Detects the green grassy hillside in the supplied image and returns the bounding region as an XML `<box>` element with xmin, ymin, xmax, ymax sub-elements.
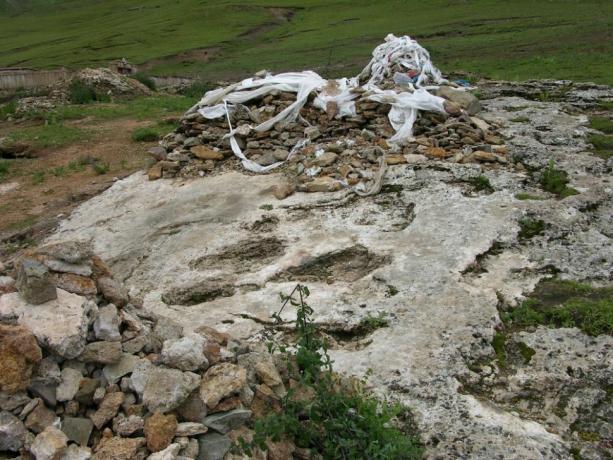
<box><xmin>1</xmin><ymin>0</ymin><xmax>612</xmax><ymax>84</ymax></box>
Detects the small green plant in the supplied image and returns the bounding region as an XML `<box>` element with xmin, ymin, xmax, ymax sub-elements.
<box><xmin>518</xmin><ymin>217</ymin><xmax>545</xmax><ymax>240</ymax></box>
<box><xmin>51</xmin><ymin>166</ymin><xmax>66</xmax><ymax>177</ymax></box>
<box><xmin>587</xmin><ymin>134</ymin><xmax>613</xmax><ymax>160</ymax></box>
<box><xmin>515</xmin><ymin>193</ymin><xmax>545</xmax><ymax>201</ymax></box>
<box><xmin>470</xmin><ymin>175</ymin><xmax>494</xmax><ymax>192</ymax></box>
<box><xmin>68</xmin><ymin>80</ymin><xmax>98</xmax><ymax>104</ymax></box>
<box><xmin>133</xmin><ymin>73</ymin><xmax>156</xmax><ymax>91</ymax></box>
<box><xmin>0</xmin><ymin>160</ymin><xmax>10</xmax><ymax>182</ymax></box>
<box><xmin>386</xmin><ymin>285</ymin><xmax>399</xmax><ymax>297</ymax></box>
<box><xmin>32</xmin><ymin>170</ymin><xmax>46</xmax><ymax>184</ymax></box>
<box><xmin>517</xmin><ymin>342</ymin><xmax>536</xmax><ymax>364</ymax></box>
<box><xmin>259</xmin><ymin>204</ymin><xmax>273</xmax><ymax>211</ymax></box>
<box><xmin>510</xmin><ymin>116</ymin><xmax>530</xmax><ymax>123</ymax></box>
<box><xmin>179</xmin><ymin>80</ymin><xmax>212</xmax><ymax>99</ymax></box>
<box><xmin>358</xmin><ymin>312</ymin><xmax>390</xmax><ymax>334</ymax></box>
<box><xmin>0</xmin><ymin>100</ymin><xmax>17</xmax><ymax>120</ymax></box>
<box><xmin>588</xmin><ymin>116</ymin><xmax>613</xmax><ymax>134</ymax></box>
<box><xmin>92</xmin><ymin>161</ymin><xmax>110</xmax><ymax>175</ymax></box>
<box><xmin>492</xmin><ymin>332</ymin><xmax>507</xmax><ymax>368</ymax></box>
<box><xmin>246</xmin><ymin>285</ymin><xmax>423</xmax><ymax>459</ymax></box>
<box><xmin>131</xmin><ymin>126</ymin><xmax>160</xmax><ymax>142</ymax></box>
<box><xmin>540</xmin><ymin>160</ymin><xmax>579</xmax><ymax>197</ymax></box>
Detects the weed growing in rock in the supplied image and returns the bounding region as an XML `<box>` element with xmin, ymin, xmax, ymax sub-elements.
<box><xmin>515</xmin><ymin>193</ymin><xmax>545</xmax><ymax>201</ymax></box>
<box><xmin>518</xmin><ymin>217</ymin><xmax>545</xmax><ymax>240</ymax></box>
<box><xmin>92</xmin><ymin>161</ymin><xmax>110</xmax><ymax>175</ymax></box>
<box><xmin>358</xmin><ymin>312</ymin><xmax>390</xmax><ymax>334</ymax></box>
<box><xmin>510</xmin><ymin>116</ymin><xmax>530</xmax><ymax>123</ymax></box>
<box><xmin>133</xmin><ymin>73</ymin><xmax>156</xmax><ymax>91</ymax></box>
<box><xmin>259</xmin><ymin>204</ymin><xmax>273</xmax><ymax>211</ymax></box>
<box><xmin>0</xmin><ymin>100</ymin><xmax>17</xmax><ymax>120</ymax></box>
<box><xmin>502</xmin><ymin>280</ymin><xmax>613</xmax><ymax>336</ymax></box>
<box><xmin>470</xmin><ymin>175</ymin><xmax>494</xmax><ymax>192</ymax></box>
<box><xmin>492</xmin><ymin>332</ymin><xmax>507</xmax><ymax>368</ymax></box>
<box><xmin>540</xmin><ymin>160</ymin><xmax>578</xmax><ymax>197</ymax></box>
<box><xmin>246</xmin><ymin>284</ymin><xmax>423</xmax><ymax>459</ymax></box>
<box><xmin>588</xmin><ymin>116</ymin><xmax>613</xmax><ymax>134</ymax></box>
<box><xmin>587</xmin><ymin>134</ymin><xmax>613</xmax><ymax>160</ymax></box>
<box><xmin>68</xmin><ymin>80</ymin><xmax>109</xmax><ymax>104</ymax></box>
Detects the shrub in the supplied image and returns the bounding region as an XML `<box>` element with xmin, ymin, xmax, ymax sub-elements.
<box><xmin>133</xmin><ymin>73</ymin><xmax>156</xmax><ymax>91</ymax></box>
<box><xmin>0</xmin><ymin>100</ymin><xmax>17</xmax><ymax>120</ymax></box>
<box><xmin>92</xmin><ymin>161</ymin><xmax>110</xmax><ymax>175</ymax></box>
<box><xmin>131</xmin><ymin>127</ymin><xmax>160</xmax><ymax>142</ymax></box>
<box><xmin>243</xmin><ymin>285</ymin><xmax>423</xmax><ymax>459</ymax></box>
<box><xmin>470</xmin><ymin>175</ymin><xmax>494</xmax><ymax>192</ymax></box>
<box><xmin>518</xmin><ymin>218</ymin><xmax>545</xmax><ymax>240</ymax></box>
<box><xmin>68</xmin><ymin>80</ymin><xmax>98</xmax><ymax>104</ymax></box>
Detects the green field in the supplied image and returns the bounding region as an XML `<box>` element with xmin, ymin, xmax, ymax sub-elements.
<box><xmin>1</xmin><ymin>0</ymin><xmax>612</xmax><ymax>84</ymax></box>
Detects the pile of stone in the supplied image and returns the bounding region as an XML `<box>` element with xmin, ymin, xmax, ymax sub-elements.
<box><xmin>147</xmin><ymin>42</ymin><xmax>507</xmax><ymax>197</ymax></box>
<box><xmin>0</xmin><ymin>242</ymin><xmax>300</xmax><ymax>460</ymax></box>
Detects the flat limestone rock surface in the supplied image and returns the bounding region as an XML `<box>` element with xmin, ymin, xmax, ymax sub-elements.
<box><xmin>47</xmin><ymin>82</ymin><xmax>613</xmax><ymax>459</ymax></box>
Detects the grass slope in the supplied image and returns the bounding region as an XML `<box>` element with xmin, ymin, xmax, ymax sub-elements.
<box><xmin>1</xmin><ymin>0</ymin><xmax>612</xmax><ymax>84</ymax></box>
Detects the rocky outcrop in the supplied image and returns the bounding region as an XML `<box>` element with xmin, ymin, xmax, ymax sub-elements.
<box><xmin>45</xmin><ymin>78</ymin><xmax>613</xmax><ymax>459</ymax></box>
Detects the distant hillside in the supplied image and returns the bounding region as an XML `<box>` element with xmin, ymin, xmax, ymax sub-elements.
<box><xmin>1</xmin><ymin>0</ymin><xmax>612</xmax><ymax>84</ymax></box>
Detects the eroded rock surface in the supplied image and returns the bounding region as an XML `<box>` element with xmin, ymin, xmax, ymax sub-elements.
<box><xmin>47</xmin><ymin>80</ymin><xmax>613</xmax><ymax>459</ymax></box>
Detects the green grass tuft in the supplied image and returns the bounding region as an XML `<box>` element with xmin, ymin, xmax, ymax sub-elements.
<box><xmin>510</xmin><ymin>116</ymin><xmax>530</xmax><ymax>123</ymax></box>
<box><xmin>131</xmin><ymin>126</ymin><xmax>160</xmax><ymax>142</ymax></box>
<box><xmin>587</xmin><ymin>134</ymin><xmax>613</xmax><ymax>160</ymax></box>
<box><xmin>515</xmin><ymin>193</ymin><xmax>545</xmax><ymax>201</ymax></box>
<box><xmin>588</xmin><ymin>117</ymin><xmax>613</xmax><ymax>134</ymax></box>
<box><xmin>92</xmin><ymin>161</ymin><xmax>110</xmax><ymax>175</ymax></box>
<box><xmin>540</xmin><ymin>160</ymin><xmax>579</xmax><ymax>197</ymax></box>
<box><xmin>358</xmin><ymin>312</ymin><xmax>390</xmax><ymax>334</ymax></box>
<box><xmin>132</xmin><ymin>73</ymin><xmax>156</xmax><ymax>91</ymax></box>
<box><xmin>7</xmin><ymin>122</ymin><xmax>88</xmax><ymax>149</ymax></box>
<box><xmin>470</xmin><ymin>175</ymin><xmax>494</xmax><ymax>192</ymax></box>
<box><xmin>31</xmin><ymin>170</ymin><xmax>45</xmax><ymax>184</ymax></box>
<box><xmin>492</xmin><ymin>332</ymin><xmax>507</xmax><ymax>368</ymax></box>
<box><xmin>518</xmin><ymin>218</ymin><xmax>545</xmax><ymax>240</ymax></box>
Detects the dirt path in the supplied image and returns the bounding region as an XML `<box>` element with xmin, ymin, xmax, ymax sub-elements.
<box><xmin>0</xmin><ymin>117</ymin><xmax>154</xmax><ymax>258</ymax></box>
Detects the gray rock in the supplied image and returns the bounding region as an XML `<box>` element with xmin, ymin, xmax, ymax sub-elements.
<box><xmin>74</xmin><ymin>378</ymin><xmax>100</xmax><ymax>406</ymax></box>
<box><xmin>15</xmin><ymin>259</ymin><xmax>57</xmax><ymax>304</ymax></box>
<box><xmin>93</xmin><ymin>305</ymin><xmax>121</xmax><ymax>341</ymax></box>
<box><xmin>436</xmin><ymin>86</ymin><xmax>481</xmax><ymax>115</ymax></box>
<box><xmin>142</xmin><ymin>367</ymin><xmax>200</xmax><ymax>413</ymax></box>
<box><xmin>148</xmin><ymin>146</ymin><xmax>168</xmax><ymax>161</ymax></box>
<box><xmin>36</xmin><ymin>241</ymin><xmax>92</xmax><ymax>264</ymax></box>
<box><xmin>79</xmin><ymin>341</ymin><xmax>122</xmax><ymax>364</ymax></box>
<box><xmin>176</xmin><ymin>390</ymin><xmax>207</xmax><ymax>423</ymax></box>
<box><xmin>28</xmin><ymin>382</ymin><xmax>57</xmax><ymax>407</ymax></box>
<box><xmin>203</xmin><ymin>409</ymin><xmax>251</xmax><ymax>434</ymax></box>
<box><xmin>56</xmin><ymin>368</ymin><xmax>83</xmax><ymax>402</ymax></box>
<box><xmin>112</xmin><ymin>414</ymin><xmax>144</xmax><ymax>437</ymax></box>
<box><xmin>122</xmin><ymin>334</ymin><xmax>149</xmax><ymax>354</ymax></box>
<box><xmin>255</xmin><ymin>152</ymin><xmax>278</xmax><ymax>167</ymax></box>
<box><xmin>183</xmin><ymin>438</ymin><xmax>199</xmax><ymax>458</ymax></box>
<box><xmin>61</xmin><ymin>444</ymin><xmax>92</xmax><ymax>460</ymax></box>
<box><xmin>175</xmin><ymin>422</ymin><xmax>208</xmax><ymax>437</ymax></box>
<box><xmin>161</xmin><ymin>333</ymin><xmax>208</xmax><ymax>372</ymax></box>
<box><xmin>31</xmin><ymin>426</ymin><xmax>68</xmax><ymax>460</ymax></box>
<box><xmin>128</xmin><ymin>358</ymin><xmax>153</xmax><ymax>396</ymax></box>
<box><xmin>32</xmin><ymin>358</ymin><xmax>61</xmax><ymax>387</ymax></box>
<box><xmin>60</xmin><ymin>417</ymin><xmax>93</xmax><ymax>446</ymax></box>
<box><xmin>151</xmin><ymin>320</ymin><xmax>184</xmax><ymax>353</ymax></box>
<box><xmin>0</xmin><ymin>410</ymin><xmax>27</xmax><ymax>451</ymax></box>
<box><xmin>90</xmin><ymin>391</ymin><xmax>124</xmax><ymax>429</ymax></box>
<box><xmin>196</xmin><ymin>433</ymin><xmax>231</xmax><ymax>460</ymax></box>
<box><xmin>304</xmin><ymin>126</ymin><xmax>321</xmax><ymax>140</ymax></box>
<box><xmin>0</xmin><ymin>290</ymin><xmax>94</xmax><ymax>359</ymax></box>
<box><xmin>148</xmin><ymin>443</ymin><xmax>180</xmax><ymax>460</ymax></box>
<box><xmin>24</xmin><ymin>401</ymin><xmax>56</xmax><ymax>434</ymax></box>
<box><xmin>103</xmin><ymin>353</ymin><xmax>140</xmax><ymax>384</ymax></box>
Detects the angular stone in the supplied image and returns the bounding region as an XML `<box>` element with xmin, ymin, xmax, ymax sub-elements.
<box><xmin>148</xmin><ymin>146</ymin><xmax>168</xmax><ymax>161</ymax></box>
<box><xmin>127</xmin><ymin>358</ymin><xmax>153</xmax><ymax>396</ymax></box>
<box><xmin>51</xmin><ymin>273</ymin><xmax>97</xmax><ymax>297</ymax></box>
<box><xmin>175</xmin><ymin>422</ymin><xmax>208</xmax><ymax>437</ymax></box>
<box><xmin>196</xmin><ymin>433</ymin><xmax>231</xmax><ymax>460</ymax></box>
<box><xmin>145</xmin><ymin>412</ymin><xmax>177</xmax><ymax>452</ymax></box>
<box><xmin>103</xmin><ymin>353</ymin><xmax>140</xmax><ymax>384</ymax></box>
<box><xmin>176</xmin><ymin>390</ymin><xmax>208</xmax><ymax>423</ymax></box>
<box><xmin>57</xmin><ymin>368</ymin><xmax>83</xmax><ymax>402</ymax></box>
<box><xmin>15</xmin><ymin>259</ymin><xmax>57</xmax><ymax>304</ymax></box>
<box><xmin>35</xmin><ymin>241</ymin><xmax>93</xmax><ymax>265</ymax></box>
<box><xmin>61</xmin><ymin>417</ymin><xmax>93</xmax><ymax>446</ymax></box>
<box><xmin>79</xmin><ymin>341</ymin><xmax>123</xmax><ymax>364</ymax></box>
<box><xmin>0</xmin><ymin>410</ymin><xmax>27</xmax><ymax>451</ymax></box>
<box><xmin>436</xmin><ymin>86</ymin><xmax>481</xmax><ymax>115</ymax></box>
<box><xmin>384</xmin><ymin>154</ymin><xmax>407</xmax><ymax>165</ymax></box>
<box><xmin>148</xmin><ymin>163</ymin><xmax>163</xmax><ymax>181</ymax></box>
<box><xmin>199</xmin><ymin>363</ymin><xmax>247</xmax><ymax>410</ymax></box>
<box><xmin>0</xmin><ymin>324</ymin><xmax>42</xmax><ymax>393</ymax></box>
<box><xmin>304</xmin><ymin>176</ymin><xmax>342</xmax><ymax>193</ymax></box>
<box><xmin>148</xmin><ymin>442</ymin><xmax>180</xmax><ymax>460</ymax></box>
<box><xmin>161</xmin><ymin>333</ymin><xmax>208</xmax><ymax>372</ymax></box>
<box><xmin>32</xmin><ymin>357</ymin><xmax>61</xmax><ymax>387</ymax></box>
<box><xmin>425</xmin><ymin>147</ymin><xmax>451</xmax><ymax>159</ymax></box>
<box><xmin>0</xmin><ymin>275</ymin><xmax>16</xmax><ymax>294</ymax></box>
<box><xmin>191</xmin><ymin>146</ymin><xmax>223</xmax><ymax>161</ymax></box>
<box><xmin>74</xmin><ymin>378</ymin><xmax>100</xmax><ymax>406</ymax></box>
<box><xmin>97</xmin><ymin>277</ymin><xmax>128</xmax><ymax>307</ymax></box>
<box><xmin>272</xmin><ymin>183</ymin><xmax>295</xmax><ymax>200</ymax></box>
<box><xmin>265</xmin><ymin>439</ymin><xmax>295</xmax><ymax>460</ymax></box>
<box><xmin>151</xmin><ymin>320</ymin><xmax>184</xmax><ymax>353</ymax></box>
<box><xmin>31</xmin><ymin>426</ymin><xmax>68</xmax><ymax>460</ymax></box>
<box><xmin>0</xmin><ymin>289</ymin><xmax>94</xmax><ymax>359</ymax></box>
<box><xmin>25</xmin><ymin>402</ymin><xmax>56</xmax><ymax>434</ymax></box>
<box><xmin>61</xmin><ymin>444</ymin><xmax>92</xmax><ymax>460</ymax></box>
<box><xmin>313</xmin><ymin>152</ymin><xmax>337</xmax><ymax>167</ymax></box>
<box><xmin>112</xmin><ymin>414</ymin><xmax>144</xmax><ymax>437</ymax></box>
<box><xmin>203</xmin><ymin>410</ymin><xmax>251</xmax><ymax>434</ymax></box>
<box><xmin>122</xmin><ymin>334</ymin><xmax>149</xmax><ymax>354</ymax></box>
<box><xmin>92</xmin><ymin>436</ymin><xmax>145</xmax><ymax>460</ymax></box>
<box><xmin>143</xmin><ymin>367</ymin><xmax>200</xmax><ymax>413</ymax></box>
<box><xmin>29</xmin><ymin>382</ymin><xmax>57</xmax><ymax>407</ymax></box>
<box><xmin>94</xmin><ymin>304</ymin><xmax>121</xmax><ymax>341</ymax></box>
<box><xmin>254</xmin><ymin>361</ymin><xmax>283</xmax><ymax>389</ymax></box>
<box><xmin>90</xmin><ymin>391</ymin><xmax>124</xmax><ymax>429</ymax></box>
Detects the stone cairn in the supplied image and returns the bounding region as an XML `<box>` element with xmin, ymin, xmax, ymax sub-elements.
<box><xmin>147</xmin><ymin>55</ymin><xmax>507</xmax><ymax>198</ymax></box>
<box><xmin>0</xmin><ymin>242</ymin><xmax>297</xmax><ymax>460</ymax></box>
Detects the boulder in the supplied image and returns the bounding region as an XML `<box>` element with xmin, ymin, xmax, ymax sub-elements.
<box><xmin>0</xmin><ymin>324</ymin><xmax>42</xmax><ymax>393</ymax></box>
<box><xmin>0</xmin><ymin>289</ymin><xmax>95</xmax><ymax>359</ymax></box>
